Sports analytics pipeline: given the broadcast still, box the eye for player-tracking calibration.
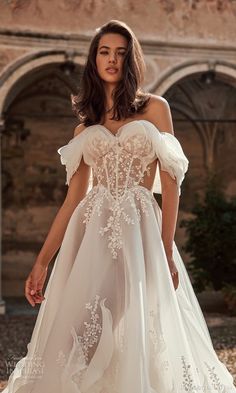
[118,52,126,56]
[100,51,109,55]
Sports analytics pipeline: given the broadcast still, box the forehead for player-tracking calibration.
[98,33,128,49]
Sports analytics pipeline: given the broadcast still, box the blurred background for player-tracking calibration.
[0,0,236,388]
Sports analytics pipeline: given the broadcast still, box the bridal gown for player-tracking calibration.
[2,119,236,393]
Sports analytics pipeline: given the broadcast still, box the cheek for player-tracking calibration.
[119,57,125,69]
[96,57,105,77]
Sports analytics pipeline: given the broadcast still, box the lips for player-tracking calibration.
[106,67,118,74]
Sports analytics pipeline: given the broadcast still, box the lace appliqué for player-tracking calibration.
[204,362,226,392]
[79,294,102,362]
[181,355,227,393]
[181,355,196,392]
[56,295,102,385]
[80,184,155,259]
[74,129,157,259]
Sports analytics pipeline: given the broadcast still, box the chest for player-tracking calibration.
[101,116,144,136]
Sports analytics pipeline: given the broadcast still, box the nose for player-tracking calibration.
[108,52,117,63]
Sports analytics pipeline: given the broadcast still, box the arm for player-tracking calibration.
[159,168,179,259]
[147,95,179,288]
[25,124,91,306]
[35,124,90,269]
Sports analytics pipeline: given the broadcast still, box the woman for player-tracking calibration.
[3,19,236,393]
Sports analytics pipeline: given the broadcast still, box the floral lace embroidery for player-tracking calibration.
[204,362,225,392]
[80,185,155,259]
[181,355,227,393]
[93,149,152,200]
[76,131,157,259]
[56,295,102,383]
[181,355,196,392]
[79,294,102,362]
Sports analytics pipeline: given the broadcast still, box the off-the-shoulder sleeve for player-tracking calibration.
[57,130,90,186]
[151,130,189,196]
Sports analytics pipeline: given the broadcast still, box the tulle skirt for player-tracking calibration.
[2,185,236,393]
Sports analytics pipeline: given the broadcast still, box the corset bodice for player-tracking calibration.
[57,120,189,197]
[82,122,156,199]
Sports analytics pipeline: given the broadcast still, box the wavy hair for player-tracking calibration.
[72,19,151,126]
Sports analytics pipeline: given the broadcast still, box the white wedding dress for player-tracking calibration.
[2,119,236,393]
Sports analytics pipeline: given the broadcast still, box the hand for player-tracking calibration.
[166,256,179,290]
[25,263,48,307]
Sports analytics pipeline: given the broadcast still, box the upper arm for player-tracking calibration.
[64,123,91,206]
[73,123,87,137]
[146,96,177,191]
[146,95,174,135]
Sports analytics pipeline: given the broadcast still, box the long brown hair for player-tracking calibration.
[72,19,151,126]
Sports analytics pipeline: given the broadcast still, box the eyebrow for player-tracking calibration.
[98,45,127,50]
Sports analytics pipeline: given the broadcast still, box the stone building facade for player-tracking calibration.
[0,0,236,308]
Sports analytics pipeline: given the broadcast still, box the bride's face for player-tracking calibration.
[96,33,128,84]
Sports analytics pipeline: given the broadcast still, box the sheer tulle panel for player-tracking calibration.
[91,151,152,199]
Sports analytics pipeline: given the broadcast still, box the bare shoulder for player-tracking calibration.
[147,94,170,112]
[144,94,174,134]
[73,123,87,137]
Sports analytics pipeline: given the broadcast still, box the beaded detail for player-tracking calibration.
[181,355,196,392]
[80,184,155,259]
[78,128,157,259]
[181,355,227,393]
[78,294,102,363]
[88,131,153,200]
[57,120,189,195]
[204,361,226,392]
[56,295,103,387]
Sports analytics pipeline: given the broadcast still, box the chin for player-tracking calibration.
[99,72,120,81]
[102,77,120,84]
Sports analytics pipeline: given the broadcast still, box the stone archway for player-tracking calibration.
[0,55,85,308]
[155,67,236,209]
[151,60,236,96]
[0,50,86,114]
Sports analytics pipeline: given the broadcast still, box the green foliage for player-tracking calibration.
[221,283,236,316]
[180,176,236,293]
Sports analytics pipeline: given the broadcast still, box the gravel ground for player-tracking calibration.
[0,300,235,391]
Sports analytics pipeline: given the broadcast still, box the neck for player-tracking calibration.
[104,82,117,112]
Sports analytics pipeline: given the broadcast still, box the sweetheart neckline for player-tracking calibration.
[74,119,159,140]
[71,119,178,146]
[98,119,150,137]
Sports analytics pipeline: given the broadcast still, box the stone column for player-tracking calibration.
[0,116,6,314]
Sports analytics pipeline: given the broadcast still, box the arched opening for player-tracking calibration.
[1,60,83,297]
[161,70,236,211]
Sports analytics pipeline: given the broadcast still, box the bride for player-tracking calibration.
[3,19,236,393]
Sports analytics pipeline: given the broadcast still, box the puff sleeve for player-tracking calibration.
[151,130,189,196]
[57,130,91,188]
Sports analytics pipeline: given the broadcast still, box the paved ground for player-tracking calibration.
[0,298,236,391]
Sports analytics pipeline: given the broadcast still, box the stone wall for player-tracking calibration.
[0,0,236,296]
[0,0,235,43]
